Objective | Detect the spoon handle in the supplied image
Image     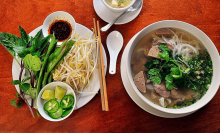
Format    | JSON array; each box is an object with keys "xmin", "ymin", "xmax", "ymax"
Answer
[
  {"xmin": 109, "ymin": 52, "xmax": 119, "ymax": 74},
  {"xmin": 101, "ymin": 10, "xmax": 128, "ymax": 32}
]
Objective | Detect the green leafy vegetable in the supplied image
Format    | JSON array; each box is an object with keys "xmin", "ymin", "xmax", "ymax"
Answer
[
  {"xmin": 144, "ymin": 58, "xmax": 161, "ymax": 69},
  {"xmin": 10, "ymin": 99, "xmax": 23, "ymax": 108},
  {"xmin": 170, "ymin": 67, "xmax": 182, "ymax": 79},
  {"xmin": 0, "ymin": 32, "xmax": 20, "ymax": 57},
  {"xmin": 19, "ymin": 83, "xmax": 31, "ymax": 92},
  {"xmin": 165, "ymin": 75, "xmax": 173, "ymax": 90},
  {"xmin": 1, "ymin": 26, "xmax": 53, "ymax": 118},
  {"xmin": 25, "ymin": 87, "xmax": 37, "ymax": 99},
  {"xmin": 158, "ymin": 51, "xmax": 169, "ymax": 62},
  {"xmin": 10, "ymin": 93, "xmax": 24, "ymax": 108},
  {"xmin": 145, "ymin": 44, "xmax": 212, "ymax": 99},
  {"xmin": 19, "ymin": 26, "xmax": 29, "ymax": 44},
  {"xmin": 11, "ymin": 80, "xmax": 21, "ymax": 85},
  {"xmin": 147, "ymin": 68, "xmax": 162, "ymax": 85},
  {"xmin": 23, "ymin": 54, "xmax": 42, "ymax": 71}
]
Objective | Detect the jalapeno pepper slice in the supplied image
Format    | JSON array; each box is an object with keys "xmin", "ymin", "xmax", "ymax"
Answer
[
  {"xmin": 48, "ymin": 106, "xmax": 63, "ymax": 119},
  {"xmin": 60, "ymin": 94, "xmax": 74, "ymax": 109},
  {"xmin": 44, "ymin": 99, "xmax": 59, "ymax": 113},
  {"xmin": 61, "ymin": 107, "xmax": 73, "ymax": 118}
]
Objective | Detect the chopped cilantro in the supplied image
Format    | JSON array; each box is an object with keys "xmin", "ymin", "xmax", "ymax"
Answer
[
  {"xmin": 165, "ymin": 75, "xmax": 174, "ymax": 90},
  {"xmin": 147, "ymin": 68, "xmax": 162, "ymax": 85},
  {"xmin": 144, "ymin": 58, "xmax": 160, "ymax": 69},
  {"xmin": 158, "ymin": 51, "xmax": 169, "ymax": 62}
]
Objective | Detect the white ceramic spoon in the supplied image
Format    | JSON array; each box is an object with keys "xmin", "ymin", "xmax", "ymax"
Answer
[{"xmin": 107, "ymin": 31, "xmax": 123, "ymax": 74}]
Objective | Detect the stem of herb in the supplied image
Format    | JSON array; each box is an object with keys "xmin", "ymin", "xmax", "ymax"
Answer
[{"xmin": 19, "ymin": 60, "xmax": 35, "ymax": 118}]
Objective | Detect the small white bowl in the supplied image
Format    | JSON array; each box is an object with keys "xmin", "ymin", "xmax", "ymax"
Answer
[
  {"xmin": 37, "ymin": 82, "xmax": 76, "ymax": 122},
  {"xmin": 101, "ymin": 0, "xmax": 136, "ymax": 13},
  {"xmin": 42, "ymin": 11, "xmax": 76, "ymax": 45},
  {"xmin": 126, "ymin": 20, "xmax": 220, "ymax": 115}
]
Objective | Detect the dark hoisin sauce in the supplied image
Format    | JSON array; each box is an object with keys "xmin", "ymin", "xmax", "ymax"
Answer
[{"xmin": 48, "ymin": 20, "xmax": 72, "ymax": 41}]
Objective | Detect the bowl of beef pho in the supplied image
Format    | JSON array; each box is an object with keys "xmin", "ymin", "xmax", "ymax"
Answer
[{"xmin": 126, "ymin": 20, "xmax": 220, "ymax": 114}]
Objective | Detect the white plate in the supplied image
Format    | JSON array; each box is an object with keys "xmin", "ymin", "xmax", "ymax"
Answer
[
  {"xmin": 93, "ymin": 0, "xmax": 143, "ymax": 25},
  {"xmin": 120, "ymin": 31, "xmax": 195, "ymax": 118},
  {"xmin": 12, "ymin": 23, "xmax": 107, "ymax": 109}
]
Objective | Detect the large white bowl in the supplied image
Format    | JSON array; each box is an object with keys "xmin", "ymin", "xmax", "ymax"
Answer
[
  {"xmin": 42, "ymin": 11, "xmax": 76, "ymax": 45},
  {"xmin": 37, "ymin": 82, "xmax": 76, "ymax": 122},
  {"xmin": 126, "ymin": 20, "xmax": 220, "ymax": 115},
  {"xmin": 101, "ymin": 0, "xmax": 136, "ymax": 13}
]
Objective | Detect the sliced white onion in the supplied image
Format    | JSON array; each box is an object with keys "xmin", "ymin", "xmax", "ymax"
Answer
[{"xmin": 159, "ymin": 97, "xmax": 165, "ymax": 107}]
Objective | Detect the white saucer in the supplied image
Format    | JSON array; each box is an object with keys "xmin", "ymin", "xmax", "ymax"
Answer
[
  {"xmin": 120, "ymin": 31, "xmax": 195, "ymax": 118},
  {"xmin": 93, "ymin": 0, "xmax": 143, "ymax": 25}
]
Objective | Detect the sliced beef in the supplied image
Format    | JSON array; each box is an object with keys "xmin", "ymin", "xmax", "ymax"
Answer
[
  {"xmin": 153, "ymin": 82, "xmax": 170, "ymax": 98},
  {"xmin": 155, "ymin": 28, "xmax": 173, "ymax": 36},
  {"xmin": 148, "ymin": 46, "xmax": 161, "ymax": 59},
  {"xmin": 134, "ymin": 71, "xmax": 146, "ymax": 93},
  {"xmin": 155, "ymin": 40, "xmax": 174, "ymax": 51}
]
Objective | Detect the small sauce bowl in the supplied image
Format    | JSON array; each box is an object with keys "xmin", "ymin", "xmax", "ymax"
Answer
[{"xmin": 42, "ymin": 11, "xmax": 76, "ymax": 45}]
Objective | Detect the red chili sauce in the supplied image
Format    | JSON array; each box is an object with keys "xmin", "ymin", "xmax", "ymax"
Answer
[{"xmin": 48, "ymin": 20, "xmax": 72, "ymax": 42}]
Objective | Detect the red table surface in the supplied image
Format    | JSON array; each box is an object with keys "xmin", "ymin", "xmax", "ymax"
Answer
[{"xmin": 0, "ymin": 0, "xmax": 220, "ymax": 132}]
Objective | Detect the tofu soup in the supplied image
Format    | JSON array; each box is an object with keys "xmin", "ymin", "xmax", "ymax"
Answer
[
  {"xmin": 131, "ymin": 28, "xmax": 213, "ymax": 108},
  {"xmin": 105, "ymin": 0, "xmax": 132, "ymax": 8}
]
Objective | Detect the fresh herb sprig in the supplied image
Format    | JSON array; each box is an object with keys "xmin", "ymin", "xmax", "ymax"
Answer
[
  {"xmin": 0, "ymin": 26, "xmax": 75, "ymax": 118},
  {"xmin": 0, "ymin": 26, "xmax": 51, "ymax": 118}
]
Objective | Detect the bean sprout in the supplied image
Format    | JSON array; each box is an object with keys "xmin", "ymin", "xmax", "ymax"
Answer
[{"xmin": 53, "ymin": 32, "xmax": 98, "ymax": 95}]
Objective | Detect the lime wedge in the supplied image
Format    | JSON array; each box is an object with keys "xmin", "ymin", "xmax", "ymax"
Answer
[
  {"xmin": 55, "ymin": 86, "xmax": 66, "ymax": 100},
  {"xmin": 41, "ymin": 90, "xmax": 55, "ymax": 101}
]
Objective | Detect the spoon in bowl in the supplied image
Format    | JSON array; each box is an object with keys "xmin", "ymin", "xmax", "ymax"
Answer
[
  {"xmin": 101, "ymin": 0, "xmax": 143, "ymax": 32},
  {"xmin": 107, "ymin": 31, "xmax": 123, "ymax": 74}
]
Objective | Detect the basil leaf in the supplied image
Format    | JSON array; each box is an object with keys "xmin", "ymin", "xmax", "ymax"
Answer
[
  {"xmin": 19, "ymin": 26, "xmax": 29, "ymax": 44},
  {"xmin": 11, "ymin": 80, "xmax": 21, "ymax": 85},
  {"xmin": 0, "ymin": 32, "xmax": 20, "ymax": 47},
  {"xmin": 23, "ymin": 54, "xmax": 42, "ymax": 71},
  {"xmin": 15, "ymin": 93, "xmax": 20, "ymax": 98},
  {"xmin": 19, "ymin": 83, "xmax": 31, "ymax": 92},
  {"xmin": 10, "ymin": 99, "xmax": 23, "ymax": 108},
  {"xmin": 0, "ymin": 32, "xmax": 21, "ymax": 57},
  {"xmin": 13, "ymin": 46, "xmax": 30, "ymax": 59}
]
